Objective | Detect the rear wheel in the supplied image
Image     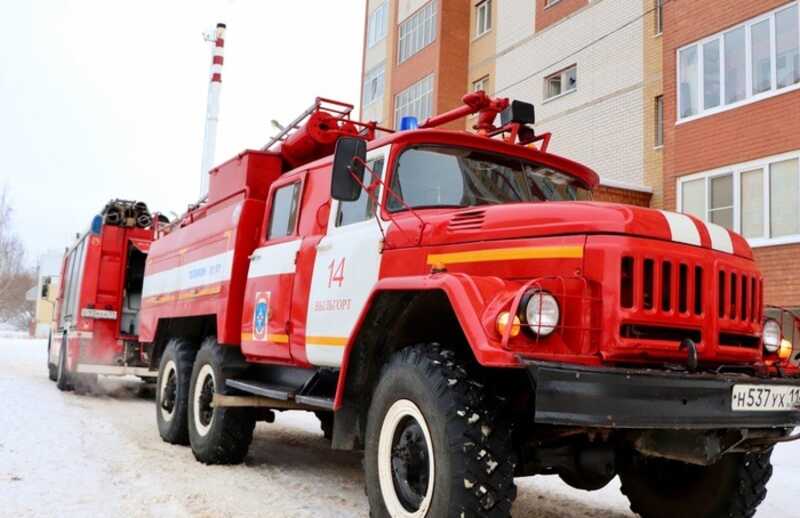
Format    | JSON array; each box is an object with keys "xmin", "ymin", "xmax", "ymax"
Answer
[
  {"xmin": 47, "ymin": 332, "xmax": 57, "ymax": 381},
  {"xmin": 619, "ymin": 449, "xmax": 773, "ymax": 518},
  {"xmin": 156, "ymin": 338, "xmax": 196, "ymax": 445},
  {"xmin": 365, "ymin": 344, "xmax": 517, "ymax": 518},
  {"xmin": 188, "ymin": 337, "xmax": 255, "ymax": 464},
  {"xmin": 55, "ymin": 339, "xmax": 73, "ymax": 392}
]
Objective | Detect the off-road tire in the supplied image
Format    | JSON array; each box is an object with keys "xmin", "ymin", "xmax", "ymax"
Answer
[
  {"xmin": 156, "ymin": 338, "xmax": 196, "ymax": 445},
  {"xmin": 365, "ymin": 344, "xmax": 517, "ymax": 518},
  {"xmin": 188, "ymin": 337, "xmax": 255, "ymax": 465},
  {"xmin": 47, "ymin": 332, "xmax": 57, "ymax": 381},
  {"xmin": 55, "ymin": 339, "xmax": 73, "ymax": 392},
  {"xmin": 619, "ymin": 449, "xmax": 773, "ymax": 518},
  {"xmin": 316, "ymin": 411, "xmax": 333, "ymax": 441}
]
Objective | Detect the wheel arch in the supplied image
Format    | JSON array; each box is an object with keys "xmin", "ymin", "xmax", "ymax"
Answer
[
  {"xmin": 331, "ymin": 275, "xmax": 499, "ymax": 449},
  {"xmin": 148, "ymin": 315, "xmax": 217, "ymax": 370}
]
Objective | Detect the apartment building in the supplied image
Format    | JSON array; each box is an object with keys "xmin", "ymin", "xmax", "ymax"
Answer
[
  {"xmin": 359, "ymin": 0, "xmax": 800, "ymax": 308},
  {"xmin": 360, "ymin": 0, "xmax": 660, "ymax": 205},
  {"xmin": 664, "ymin": 0, "xmax": 800, "ymax": 309}
]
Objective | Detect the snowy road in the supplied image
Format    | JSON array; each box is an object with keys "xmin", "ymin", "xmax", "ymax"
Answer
[{"xmin": 1, "ymin": 337, "xmax": 798, "ymax": 517}]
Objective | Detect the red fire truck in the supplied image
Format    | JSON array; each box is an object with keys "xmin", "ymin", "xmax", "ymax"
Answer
[
  {"xmin": 48, "ymin": 199, "xmax": 159, "ymax": 392},
  {"xmin": 139, "ymin": 94, "xmax": 800, "ymax": 517}
]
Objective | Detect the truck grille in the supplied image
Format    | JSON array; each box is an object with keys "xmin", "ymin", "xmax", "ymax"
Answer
[
  {"xmin": 618, "ymin": 255, "xmax": 761, "ymax": 351},
  {"xmin": 620, "ymin": 256, "xmax": 705, "ymax": 317},
  {"xmin": 717, "ymin": 269, "xmax": 759, "ymax": 323}
]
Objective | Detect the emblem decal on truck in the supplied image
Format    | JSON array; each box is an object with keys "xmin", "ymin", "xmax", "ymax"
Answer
[{"xmin": 252, "ymin": 291, "xmax": 270, "ymax": 341}]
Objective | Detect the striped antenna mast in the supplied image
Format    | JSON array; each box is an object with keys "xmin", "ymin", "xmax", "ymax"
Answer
[{"xmin": 199, "ymin": 22, "xmax": 226, "ymax": 198}]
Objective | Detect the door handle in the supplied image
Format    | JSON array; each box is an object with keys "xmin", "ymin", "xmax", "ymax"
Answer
[
  {"xmin": 316, "ymin": 243, "xmax": 332, "ymax": 252},
  {"xmin": 249, "ymin": 254, "xmax": 261, "ymax": 261}
]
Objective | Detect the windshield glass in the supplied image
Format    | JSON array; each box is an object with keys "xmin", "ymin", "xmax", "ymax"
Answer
[{"xmin": 388, "ymin": 146, "xmax": 591, "ymax": 211}]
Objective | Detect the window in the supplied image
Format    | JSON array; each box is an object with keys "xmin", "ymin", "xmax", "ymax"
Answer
[
  {"xmin": 388, "ymin": 146, "xmax": 591, "ymax": 211},
  {"xmin": 678, "ymin": 152, "xmax": 800, "ymax": 246},
  {"xmin": 678, "ymin": 3, "xmax": 800, "ymax": 121},
  {"xmin": 398, "ymin": 1, "xmax": 437, "ymax": 63},
  {"xmin": 337, "ymin": 159, "xmax": 384, "ymax": 226},
  {"xmin": 394, "ymin": 74, "xmax": 434, "ymax": 128},
  {"xmin": 476, "ymin": 0, "xmax": 491, "ymax": 37},
  {"xmin": 472, "ymin": 75, "xmax": 489, "ymax": 93},
  {"xmin": 363, "ymin": 63, "xmax": 385, "ymax": 107},
  {"xmin": 267, "ymin": 183, "xmax": 301, "ymax": 239},
  {"xmin": 654, "ymin": 0, "xmax": 663, "ymax": 35},
  {"xmin": 544, "ymin": 65, "xmax": 577, "ymax": 100},
  {"xmin": 654, "ymin": 95, "xmax": 664, "ymax": 147},
  {"xmin": 367, "ymin": 2, "xmax": 388, "ymax": 48}
]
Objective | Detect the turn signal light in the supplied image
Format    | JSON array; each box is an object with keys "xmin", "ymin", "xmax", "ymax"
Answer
[
  {"xmin": 779, "ymin": 339, "xmax": 793, "ymax": 361},
  {"xmin": 496, "ymin": 311, "xmax": 521, "ymax": 338}
]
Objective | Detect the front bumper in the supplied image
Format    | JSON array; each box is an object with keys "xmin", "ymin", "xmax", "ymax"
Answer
[{"xmin": 521, "ymin": 358, "xmax": 800, "ymax": 429}]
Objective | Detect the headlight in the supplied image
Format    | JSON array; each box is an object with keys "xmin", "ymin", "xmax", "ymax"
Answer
[
  {"xmin": 522, "ymin": 290, "xmax": 560, "ymax": 336},
  {"xmin": 763, "ymin": 319, "xmax": 781, "ymax": 353}
]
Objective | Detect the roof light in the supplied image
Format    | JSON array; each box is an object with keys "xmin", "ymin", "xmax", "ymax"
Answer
[{"xmin": 399, "ymin": 116, "xmax": 419, "ymax": 131}]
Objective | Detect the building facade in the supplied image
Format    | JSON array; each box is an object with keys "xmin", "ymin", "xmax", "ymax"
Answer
[
  {"xmin": 360, "ymin": 0, "xmax": 657, "ymax": 204},
  {"xmin": 663, "ymin": 0, "xmax": 800, "ymax": 309},
  {"xmin": 359, "ymin": 0, "xmax": 799, "ymax": 308}
]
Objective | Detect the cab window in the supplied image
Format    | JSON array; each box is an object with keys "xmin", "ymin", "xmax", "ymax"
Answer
[
  {"xmin": 336, "ymin": 158, "xmax": 384, "ymax": 226},
  {"xmin": 267, "ymin": 182, "xmax": 301, "ymax": 239}
]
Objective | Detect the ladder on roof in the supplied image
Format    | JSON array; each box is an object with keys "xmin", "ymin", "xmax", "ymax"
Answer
[{"xmin": 261, "ymin": 97, "xmax": 355, "ymax": 152}]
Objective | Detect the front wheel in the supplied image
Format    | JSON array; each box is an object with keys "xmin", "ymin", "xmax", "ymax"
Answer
[
  {"xmin": 188, "ymin": 337, "xmax": 255, "ymax": 464},
  {"xmin": 365, "ymin": 344, "xmax": 517, "ymax": 518},
  {"xmin": 619, "ymin": 449, "xmax": 773, "ymax": 518}
]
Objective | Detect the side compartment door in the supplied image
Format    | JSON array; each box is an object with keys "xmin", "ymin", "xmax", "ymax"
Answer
[
  {"xmin": 304, "ymin": 149, "xmax": 387, "ymax": 367},
  {"xmin": 241, "ymin": 175, "xmax": 304, "ymax": 362}
]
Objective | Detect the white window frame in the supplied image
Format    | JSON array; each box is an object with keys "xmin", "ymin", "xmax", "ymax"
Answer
[
  {"xmin": 677, "ymin": 149, "xmax": 800, "ymax": 248},
  {"xmin": 398, "ymin": 1, "xmax": 437, "ymax": 64},
  {"xmin": 544, "ymin": 0, "xmax": 561, "ymax": 8},
  {"xmin": 472, "ymin": 75, "xmax": 489, "ymax": 93},
  {"xmin": 544, "ymin": 65, "xmax": 577, "ymax": 101},
  {"xmin": 362, "ymin": 63, "xmax": 385, "ymax": 107},
  {"xmin": 475, "ymin": 0, "xmax": 491, "ymax": 38},
  {"xmin": 654, "ymin": 95, "xmax": 664, "ymax": 148},
  {"xmin": 677, "ymin": 2, "xmax": 800, "ymax": 123},
  {"xmin": 394, "ymin": 74, "xmax": 435, "ymax": 129},
  {"xmin": 367, "ymin": 2, "xmax": 388, "ymax": 48},
  {"xmin": 654, "ymin": 0, "xmax": 663, "ymax": 36}
]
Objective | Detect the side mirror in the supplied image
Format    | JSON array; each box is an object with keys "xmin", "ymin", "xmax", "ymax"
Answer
[{"xmin": 331, "ymin": 136, "xmax": 367, "ymax": 202}]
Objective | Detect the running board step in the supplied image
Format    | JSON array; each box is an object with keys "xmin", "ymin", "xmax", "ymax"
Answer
[
  {"xmin": 226, "ymin": 379, "xmax": 296, "ymax": 401},
  {"xmin": 295, "ymin": 395, "xmax": 335, "ymax": 411},
  {"xmin": 226, "ymin": 379, "xmax": 334, "ymax": 410}
]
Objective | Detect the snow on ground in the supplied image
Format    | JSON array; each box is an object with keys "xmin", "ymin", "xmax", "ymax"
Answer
[{"xmin": 0, "ymin": 337, "xmax": 798, "ymax": 517}]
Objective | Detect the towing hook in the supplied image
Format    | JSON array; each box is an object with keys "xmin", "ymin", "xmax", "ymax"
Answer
[{"xmin": 680, "ymin": 338, "xmax": 699, "ymax": 372}]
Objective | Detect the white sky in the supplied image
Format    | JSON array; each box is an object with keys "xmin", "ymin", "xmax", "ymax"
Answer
[{"xmin": 0, "ymin": 0, "xmax": 366, "ymax": 265}]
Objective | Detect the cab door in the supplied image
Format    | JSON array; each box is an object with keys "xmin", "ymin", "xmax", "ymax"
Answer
[
  {"xmin": 241, "ymin": 174, "xmax": 305, "ymax": 363},
  {"xmin": 304, "ymin": 148, "xmax": 388, "ymax": 367}
]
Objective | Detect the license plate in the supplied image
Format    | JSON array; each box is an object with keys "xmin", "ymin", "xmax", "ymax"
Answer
[{"xmin": 731, "ymin": 384, "xmax": 800, "ymax": 412}]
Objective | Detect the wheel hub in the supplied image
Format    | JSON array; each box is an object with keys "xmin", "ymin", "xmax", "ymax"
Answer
[
  {"xmin": 161, "ymin": 370, "xmax": 176, "ymax": 413},
  {"xmin": 390, "ymin": 416, "xmax": 431, "ymax": 512},
  {"xmin": 198, "ymin": 374, "xmax": 215, "ymax": 427}
]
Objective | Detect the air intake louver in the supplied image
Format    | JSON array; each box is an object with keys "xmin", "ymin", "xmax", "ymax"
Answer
[{"xmin": 447, "ymin": 209, "xmax": 486, "ymax": 232}]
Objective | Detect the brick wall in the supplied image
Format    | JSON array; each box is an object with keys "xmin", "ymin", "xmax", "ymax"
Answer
[
  {"xmin": 662, "ymin": 0, "xmax": 800, "ymax": 307},
  {"xmin": 535, "ymin": 0, "xmax": 588, "ymax": 32},
  {"xmin": 593, "ymin": 185, "xmax": 652, "ymax": 207}
]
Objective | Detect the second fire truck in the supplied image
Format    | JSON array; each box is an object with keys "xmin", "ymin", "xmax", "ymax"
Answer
[{"xmin": 48, "ymin": 199, "xmax": 159, "ymax": 392}]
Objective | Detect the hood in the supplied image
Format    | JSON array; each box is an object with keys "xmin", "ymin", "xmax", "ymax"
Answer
[{"xmin": 416, "ymin": 202, "xmax": 753, "ymax": 259}]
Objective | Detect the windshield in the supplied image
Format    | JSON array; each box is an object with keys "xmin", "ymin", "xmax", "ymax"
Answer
[{"xmin": 388, "ymin": 146, "xmax": 591, "ymax": 211}]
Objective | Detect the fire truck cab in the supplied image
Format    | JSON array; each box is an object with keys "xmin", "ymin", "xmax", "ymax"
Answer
[
  {"xmin": 141, "ymin": 95, "xmax": 800, "ymax": 518},
  {"xmin": 48, "ymin": 200, "xmax": 158, "ymax": 392}
]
